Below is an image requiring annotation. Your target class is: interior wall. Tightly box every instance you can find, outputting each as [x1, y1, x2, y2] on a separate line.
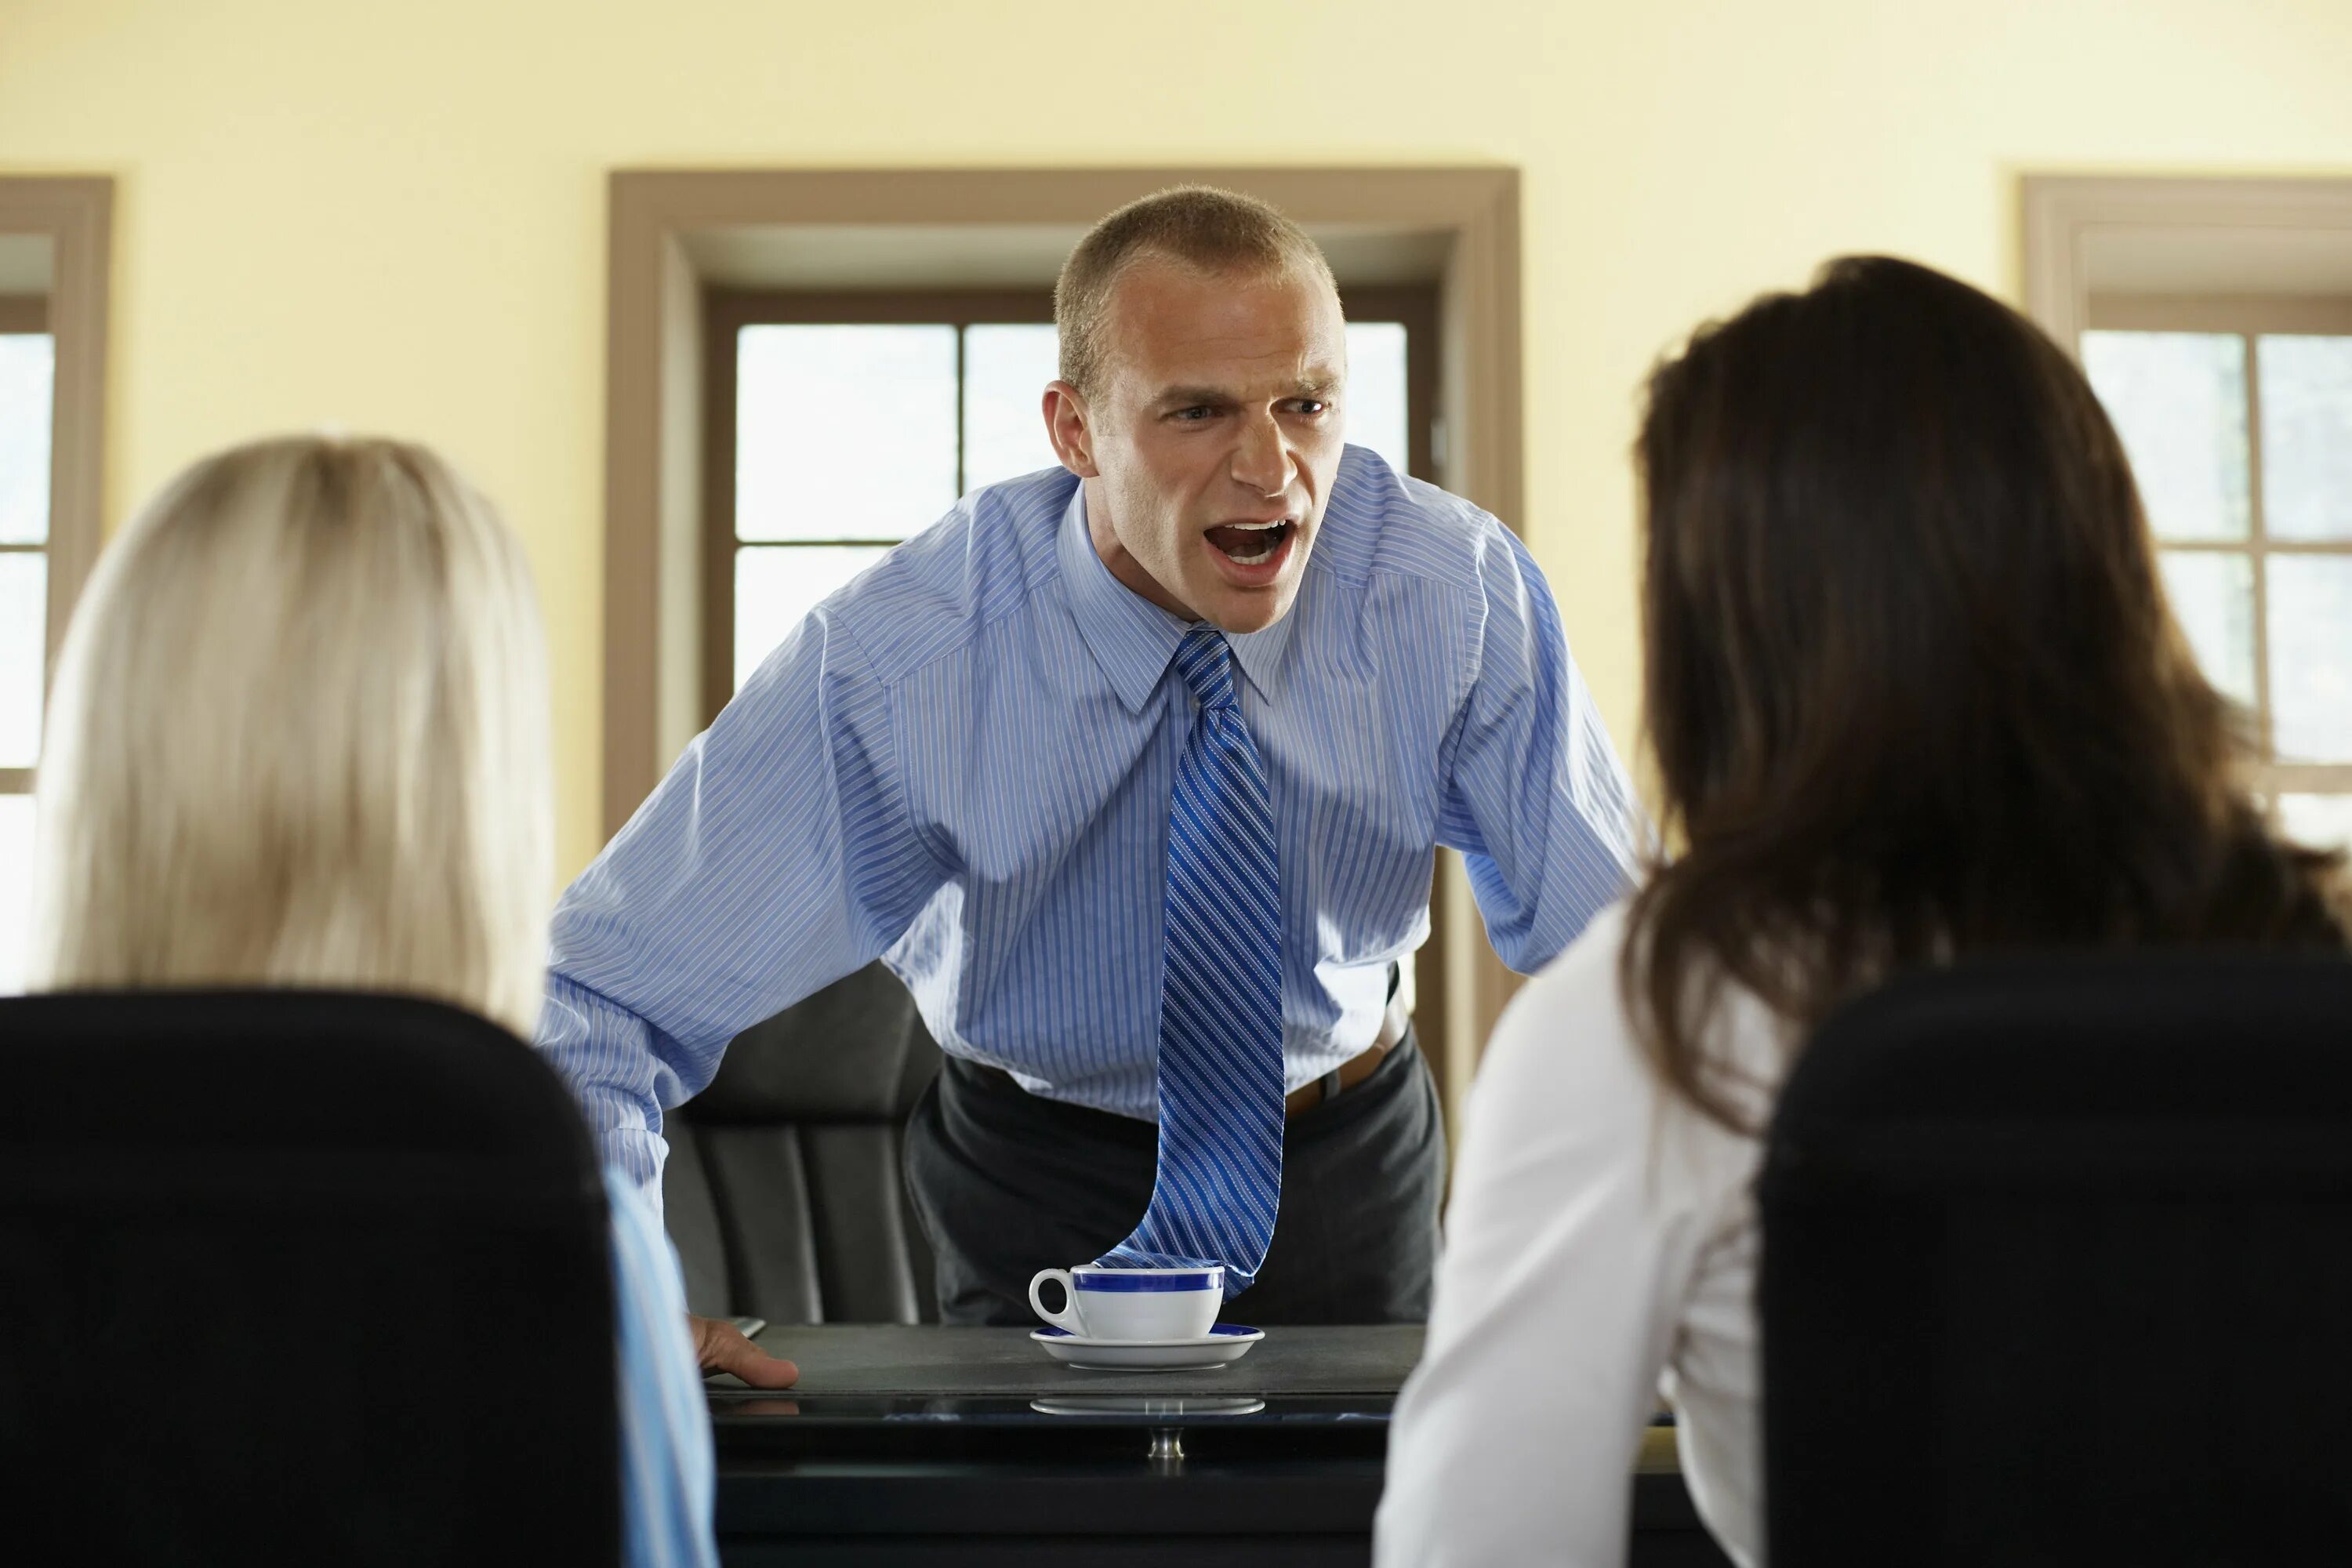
[3, 0, 2350, 879]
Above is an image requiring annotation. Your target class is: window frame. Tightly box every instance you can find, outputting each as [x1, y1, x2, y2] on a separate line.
[2024, 175, 2352, 841]
[0, 176, 111, 804]
[0, 294, 49, 792]
[2085, 292, 2352, 814]
[700, 288, 1058, 724]
[1338, 285, 1443, 484]
[700, 283, 1443, 728]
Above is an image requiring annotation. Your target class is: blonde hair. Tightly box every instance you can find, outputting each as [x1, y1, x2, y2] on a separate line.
[28, 434, 554, 1039]
[1054, 185, 1338, 395]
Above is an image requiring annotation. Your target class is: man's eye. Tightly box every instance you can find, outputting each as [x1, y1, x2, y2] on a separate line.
[1291, 400, 1329, 416]
[1170, 406, 1214, 422]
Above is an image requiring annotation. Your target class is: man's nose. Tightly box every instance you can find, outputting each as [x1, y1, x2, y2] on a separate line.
[1230, 412, 1294, 498]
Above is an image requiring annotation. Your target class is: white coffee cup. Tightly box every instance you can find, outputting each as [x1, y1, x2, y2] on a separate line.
[1028, 1263, 1225, 1341]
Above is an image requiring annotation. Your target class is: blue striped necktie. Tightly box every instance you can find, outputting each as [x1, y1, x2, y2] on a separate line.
[1097, 626, 1284, 1299]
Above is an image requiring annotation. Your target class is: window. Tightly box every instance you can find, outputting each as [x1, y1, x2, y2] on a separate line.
[2023, 176, 2352, 857]
[2082, 296, 2352, 851]
[0, 293, 52, 992]
[705, 287, 1436, 717]
[0, 182, 111, 995]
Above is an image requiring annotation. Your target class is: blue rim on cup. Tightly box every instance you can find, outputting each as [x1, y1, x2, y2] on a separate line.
[1069, 1265, 1222, 1294]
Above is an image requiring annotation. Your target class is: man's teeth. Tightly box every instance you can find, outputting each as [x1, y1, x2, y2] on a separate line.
[1221, 521, 1284, 564]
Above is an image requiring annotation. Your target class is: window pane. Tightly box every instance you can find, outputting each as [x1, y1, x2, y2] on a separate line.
[2278, 793, 2352, 857]
[2259, 335, 2352, 543]
[0, 793, 32, 995]
[736, 325, 956, 542]
[735, 543, 891, 692]
[0, 333, 54, 545]
[963, 324, 1062, 493]
[2156, 550, 2256, 710]
[2269, 555, 2352, 762]
[2082, 331, 2248, 542]
[0, 553, 45, 768]
[1345, 321, 1410, 478]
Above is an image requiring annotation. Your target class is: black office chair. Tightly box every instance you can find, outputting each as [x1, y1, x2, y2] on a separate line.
[663, 960, 943, 1324]
[0, 991, 619, 1567]
[1759, 953, 2352, 1565]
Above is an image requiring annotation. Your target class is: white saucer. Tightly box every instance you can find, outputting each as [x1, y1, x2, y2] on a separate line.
[1031, 1323, 1264, 1371]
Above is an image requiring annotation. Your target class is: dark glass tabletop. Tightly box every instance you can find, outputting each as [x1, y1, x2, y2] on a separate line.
[706, 1324, 1421, 1456]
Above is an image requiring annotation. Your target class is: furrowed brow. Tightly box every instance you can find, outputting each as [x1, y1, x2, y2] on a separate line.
[1154, 385, 1236, 408]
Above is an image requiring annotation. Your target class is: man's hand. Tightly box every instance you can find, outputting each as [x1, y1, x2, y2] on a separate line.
[689, 1313, 800, 1388]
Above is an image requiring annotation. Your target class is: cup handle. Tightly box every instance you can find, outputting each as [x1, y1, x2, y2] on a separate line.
[1028, 1269, 1083, 1334]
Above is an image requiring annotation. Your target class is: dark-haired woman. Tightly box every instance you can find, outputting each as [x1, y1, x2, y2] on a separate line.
[1374, 256, 2348, 1567]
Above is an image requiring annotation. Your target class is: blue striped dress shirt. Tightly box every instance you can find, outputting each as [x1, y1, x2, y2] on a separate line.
[605, 1167, 718, 1568]
[542, 448, 1643, 1193]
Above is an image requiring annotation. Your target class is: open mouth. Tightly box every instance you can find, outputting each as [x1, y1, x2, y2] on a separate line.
[1205, 519, 1293, 566]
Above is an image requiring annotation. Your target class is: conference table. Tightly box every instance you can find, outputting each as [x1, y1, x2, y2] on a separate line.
[706, 1324, 1733, 1567]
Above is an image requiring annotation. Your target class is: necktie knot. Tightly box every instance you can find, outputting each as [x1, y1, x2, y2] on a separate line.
[1174, 626, 1239, 713]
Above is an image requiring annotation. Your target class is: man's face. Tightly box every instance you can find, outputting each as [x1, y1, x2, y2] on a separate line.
[1047, 257, 1347, 633]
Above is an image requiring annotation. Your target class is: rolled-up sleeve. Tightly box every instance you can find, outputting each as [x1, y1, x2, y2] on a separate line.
[539, 612, 946, 1194]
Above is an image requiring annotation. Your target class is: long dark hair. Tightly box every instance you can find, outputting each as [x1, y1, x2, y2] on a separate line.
[1626, 256, 2348, 1132]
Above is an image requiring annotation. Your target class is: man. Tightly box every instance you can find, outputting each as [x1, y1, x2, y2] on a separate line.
[540, 187, 1642, 1382]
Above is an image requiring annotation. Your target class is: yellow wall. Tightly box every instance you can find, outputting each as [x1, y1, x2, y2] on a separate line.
[5, 0, 2350, 877]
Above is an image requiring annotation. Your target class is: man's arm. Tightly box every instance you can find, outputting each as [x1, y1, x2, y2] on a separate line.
[539, 608, 946, 1193]
[1436, 520, 1648, 972]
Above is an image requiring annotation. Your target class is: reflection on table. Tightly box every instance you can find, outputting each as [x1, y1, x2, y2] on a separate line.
[705, 1324, 1732, 1567]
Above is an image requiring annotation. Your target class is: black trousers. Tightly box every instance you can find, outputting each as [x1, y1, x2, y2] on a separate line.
[902, 1029, 1445, 1326]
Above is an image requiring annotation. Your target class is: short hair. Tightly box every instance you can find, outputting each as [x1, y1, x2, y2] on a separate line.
[1054, 185, 1338, 395]
[30, 434, 556, 1039]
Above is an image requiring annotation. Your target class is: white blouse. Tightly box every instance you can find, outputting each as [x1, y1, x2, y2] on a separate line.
[1375, 902, 1785, 1567]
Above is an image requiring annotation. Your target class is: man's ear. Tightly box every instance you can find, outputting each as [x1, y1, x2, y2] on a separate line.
[1044, 381, 1101, 479]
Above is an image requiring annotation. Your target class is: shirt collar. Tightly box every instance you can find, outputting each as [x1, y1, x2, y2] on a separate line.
[1058, 486, 1188, 713]
[1227, 591, 1298, 701]
[1056, 486, 1300, 712]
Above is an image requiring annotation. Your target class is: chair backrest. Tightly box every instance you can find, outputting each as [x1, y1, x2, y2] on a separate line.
[0, 990, 619, 1566]
[662, 960, 942, 1324]
[1759, 953, 2352, 1564]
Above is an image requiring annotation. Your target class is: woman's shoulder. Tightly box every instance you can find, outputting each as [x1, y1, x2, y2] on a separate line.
[1478, 902, 1643, 1100]
[1470, 901, 1784, 1167]
[1453, 906, 1650, 1185]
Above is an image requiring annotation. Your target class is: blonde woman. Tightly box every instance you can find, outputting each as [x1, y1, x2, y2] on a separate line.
[28, 435, 743, 1567]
